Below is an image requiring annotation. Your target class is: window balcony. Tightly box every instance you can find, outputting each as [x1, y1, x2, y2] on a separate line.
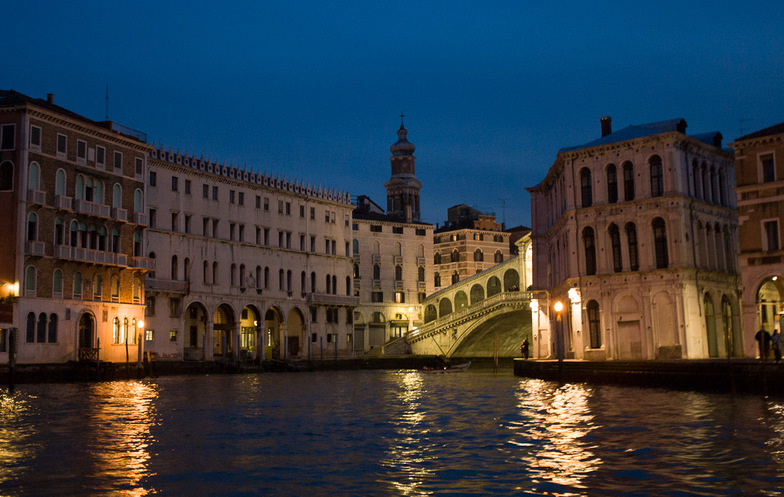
[133, 212, 148, 226]
[54, 195, 73, 211]
[111, 207, 128, 222]
[394, 280, 404, 290]
[25, 241, 46, 256]
[130, 257, 156, 271]
[417, 257, 426, 266]
[417, 281, 427, 290]
[27, 189, 46, 206]
[57, 246, 128, 267]
[144, 277, 188, 293]
[353, 278, 361, 289]
[306, 293, 360, 306]
[353, 254, 360, 263]
[372, 279, 382, 288]
[73, 199, 111, 218]
[371, 254, 382, 264]
[393, 255, 403, 265]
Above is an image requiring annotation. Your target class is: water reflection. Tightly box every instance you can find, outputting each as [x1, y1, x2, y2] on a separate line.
[511, 380, 598, 493]
[0, 389, 41, 484]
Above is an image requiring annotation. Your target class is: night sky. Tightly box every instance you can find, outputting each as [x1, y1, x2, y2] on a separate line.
[5, 1, 784, 227]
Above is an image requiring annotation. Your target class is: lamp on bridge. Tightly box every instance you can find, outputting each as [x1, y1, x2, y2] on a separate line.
[553, 301, 565, 380]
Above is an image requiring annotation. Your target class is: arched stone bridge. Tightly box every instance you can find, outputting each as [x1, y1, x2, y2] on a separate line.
[407, 252, 533, 359]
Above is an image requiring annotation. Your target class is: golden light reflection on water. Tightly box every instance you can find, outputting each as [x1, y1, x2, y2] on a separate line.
[0, 390, 40, 480]
[513, 380, 599, 490]
[86, 381, 159, 495]
[380, 371, 435, 496]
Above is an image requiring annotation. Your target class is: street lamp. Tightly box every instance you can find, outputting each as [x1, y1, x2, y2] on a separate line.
[554, 300, 565, 381]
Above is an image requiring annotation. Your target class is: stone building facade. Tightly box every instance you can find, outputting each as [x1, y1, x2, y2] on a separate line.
[731, 122, 784, 356]
[0, 90, 151, 364]
[143, 146, 357, 362]
[432, 205, 513, 292]
[527, 117, 743, 361]
[352, 123, 434, 352]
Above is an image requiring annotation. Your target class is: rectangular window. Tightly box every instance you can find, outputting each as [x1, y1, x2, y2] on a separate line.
[762, 153, 775, 183]
[278, 231, 284, 247]
[256, 227, 262, 245]
[300, 234, 306, 251]
[393, 226, 403, 234]
[96, 146, 106, 167]
[256, 195, 261, 209]
[371, 291, 383, 302]
[145, 329, 154, 341]
[149, 208, 157, 228]
[135, 157, 143, 175]
[764, 220, 780, 251]
[330, 211, 336, 223]
[264, 228, 270, 245]
[203, 184, 209, 198]
[395, 292, 406, 303]
[353, 223, 359, 231]
[114, 151, 122, 170]
[264, 197, 269, 211]
[171, 212, 179, 231]
[325, 212, 330, 222]
[416, 228, 426, 236]
[238, 192, 244, 206]
[239, 225, 245, 242]
[203, 217, 210, 236]
[311, 307, 318, 323]
[170, 330, 177, 342]
[212, 219, 219, 237]
[171, 176, 179, 192]
[76, 140, 87, 162]
[169, 298, 181, 318]
[300, 205, 305, 217]
[285, 202, 291, 215]
[185, 179, 191, 194]
[229, 190, 236, 204]
[332, 240, 336, 255]
[149, 170, 157, 186]
[184, 215, 191, 234]
[56, 133, 67, 157]
[325, 239, 330, 254]
[230, 223, 236, 241]
[310, 207, 315, 219]
[1, 124, 16, 150]
[30, 125, 41, 150]
[212, 186, 218, 200]
[286, 232, 291, 249]
[0, 328, 6, 352]
[310, 236, 316, 252]
[370, 225, 382, 233]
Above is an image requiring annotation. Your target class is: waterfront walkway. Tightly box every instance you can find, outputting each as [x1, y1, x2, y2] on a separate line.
[514, 358, 784, 396]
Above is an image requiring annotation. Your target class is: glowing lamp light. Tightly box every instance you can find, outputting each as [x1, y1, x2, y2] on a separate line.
[136, 320, 145, 328]
[554, 301, 564, 313]
[774, 276, 779, 281]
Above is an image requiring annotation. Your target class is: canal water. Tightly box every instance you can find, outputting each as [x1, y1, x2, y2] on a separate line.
[1, 367, 783, 496]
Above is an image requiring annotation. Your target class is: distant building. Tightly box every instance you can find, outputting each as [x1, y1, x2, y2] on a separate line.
[527, 117, 742, 360]
[731, 122, 784, 357]
[352, 123, 434, 352]
[0, 90, 151, 364]
[432, 205, 514, 292]
[144, 146, 357, 361]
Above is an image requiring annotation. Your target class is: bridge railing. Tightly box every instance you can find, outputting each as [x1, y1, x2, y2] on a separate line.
[408, 291, 531, 342]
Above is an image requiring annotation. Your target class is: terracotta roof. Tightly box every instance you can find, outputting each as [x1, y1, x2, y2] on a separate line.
[734, 122, 784, 142]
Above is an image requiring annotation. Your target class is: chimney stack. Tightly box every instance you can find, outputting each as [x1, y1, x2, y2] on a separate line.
[46, 93, 54, 104]
[601, 116, 612, 137]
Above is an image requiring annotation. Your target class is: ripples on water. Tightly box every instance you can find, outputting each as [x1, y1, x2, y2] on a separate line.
[1, 369, 783, 496]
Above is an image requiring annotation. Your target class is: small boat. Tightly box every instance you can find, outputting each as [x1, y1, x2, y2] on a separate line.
[422, 361, 471, 373]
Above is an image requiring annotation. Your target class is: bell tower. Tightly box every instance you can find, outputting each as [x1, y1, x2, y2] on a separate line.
[385, 115, 422, 222]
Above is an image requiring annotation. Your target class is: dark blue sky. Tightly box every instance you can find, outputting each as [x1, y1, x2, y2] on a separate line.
[6, 1, 784, 227]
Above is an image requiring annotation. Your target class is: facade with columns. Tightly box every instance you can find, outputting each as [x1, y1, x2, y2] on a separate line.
[527, 117, 744, 361]
[352, 123, 434, 352]
[0, 90, 151, 365]
[731, 122, 784, 357]
[143, 146, 357, 362]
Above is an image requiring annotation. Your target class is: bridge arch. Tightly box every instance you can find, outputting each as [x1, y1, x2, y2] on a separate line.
[470, 284, 484, 304]
[439, 298, 453, 317]
[424, 304, 437, 323]
[487, 276, 501, 297]
[454, 291, 468, 311]
[503, 269, 520, 292]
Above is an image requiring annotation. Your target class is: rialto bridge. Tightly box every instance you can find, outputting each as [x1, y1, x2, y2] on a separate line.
[406, 241, 534, 359]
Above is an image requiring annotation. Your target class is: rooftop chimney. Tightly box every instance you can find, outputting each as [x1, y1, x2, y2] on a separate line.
[600, 116, 612, 137]
[46, 93, 54, 104]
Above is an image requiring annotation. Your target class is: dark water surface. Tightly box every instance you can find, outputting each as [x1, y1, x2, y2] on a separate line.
[1, 367, 784, 496]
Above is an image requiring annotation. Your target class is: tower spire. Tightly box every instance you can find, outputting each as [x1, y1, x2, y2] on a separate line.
[385, 117, 422, 223]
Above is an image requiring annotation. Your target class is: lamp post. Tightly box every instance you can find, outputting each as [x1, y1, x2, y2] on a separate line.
[554, 300, 564, 381]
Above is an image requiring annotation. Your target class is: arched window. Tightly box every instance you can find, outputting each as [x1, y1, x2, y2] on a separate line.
[587, 300, 601, 348]
[702, 163, 710, 201]
[122, 318, 129, 345]
[259, 267, 264, 290]
[53, 269, 63, 296]
[290, 271, 295, 292]
[26, 312, 35, 343]
[310, 271, 316, 292]
[705, 294, 718, 357]
[134, 189, 143, 213]
[724, 227, 735, 273]
[326, 274, 331, 294]
[418, 266, 425, 282]
[606, 164, 618, 204]
[346, 276, 351, 296]
[434, 272, 441, 287]
[25, 266, 36, 295]
[653, 217, 668, 269]
[112, 228, 120, 252]
[55, 169, 66, 196]
[373, 264, 380, 280]
[331, 275, 336, 295]
[395, 265, 403, 281]
[113, 317, 121, 344]
[213, 261, 219, 285]
[111, 275, 120, 301]
[451, 272, 459, 284]
[494, 251, 503, 263]
[718, 169, 727, 206]
[623, 161, 635, 201]
[93, 274, 103, 301]
[132, 276, 141, 303]
[352, 239, 359, 255]
[709, 167, 717, 204]
[451, 249, 459, 263]
[353, 263, 359, 278]
[580, 167, 592, 207]
[99, 227, 107, 251]
[75, 175, 84, 200]
[609, 224, 622, 272]
[279, 269, 285, 291]
[434, 252, 441, 264]
[692, 160, 701, 199]
[70, 221, 78, 247]
[649, 155, 663, 197]
[474, 249, 483, 261]
[27, 212, 37, 241]
[239, 264, 246, 288]
[0, 161, 13, 190]
[113, 183, 122, 208]
[28, 162, 40, 190]
[73, 271, 82, 298]
[133, 232, 141, 256]
[203, 261, 209, 284]
[37, 312, 47, 342]
[48, 313, 58, 343]
[171, 256, 178, 280]
[583, 227, 596, 275]
[626, 223, 639, 271]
